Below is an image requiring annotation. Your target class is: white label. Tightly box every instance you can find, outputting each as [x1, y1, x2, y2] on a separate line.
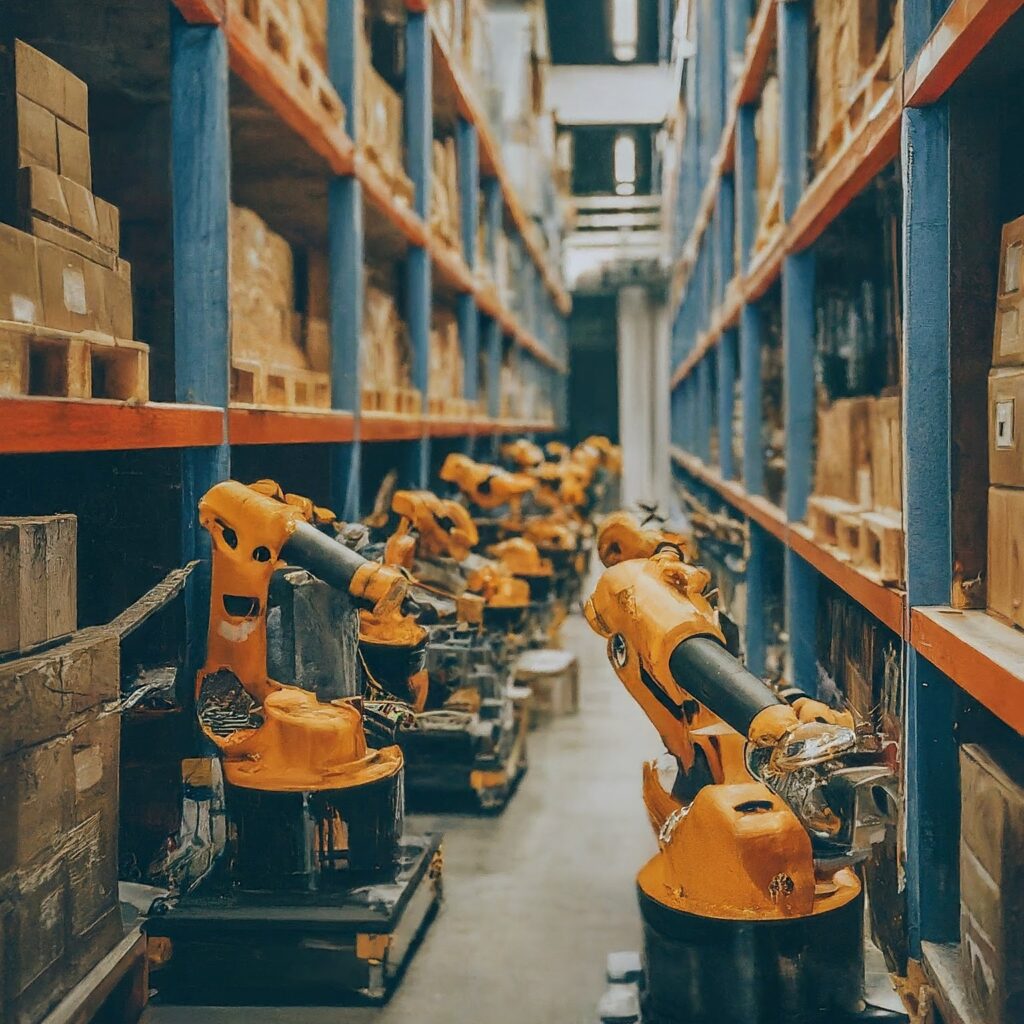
[1006, 242, 1023, 294]
[62, 268, 87, 314]
[10, 294, 36, 323]
[996, 399, 1015, 450]
[1000, 308, 1021, 353]
[74, 746, 104, 792]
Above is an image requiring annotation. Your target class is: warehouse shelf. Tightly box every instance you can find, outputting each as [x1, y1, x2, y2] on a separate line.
[224, 1, 355, 176]
[228, 407, 356, 446]
[671, 448, 906, 637]
[905, 0, 1024, 107]
[910, 607, 1024, 735]
[429, 18, 570, 316]
[0, 399, 225, 455]
[671, 85, 901, 387]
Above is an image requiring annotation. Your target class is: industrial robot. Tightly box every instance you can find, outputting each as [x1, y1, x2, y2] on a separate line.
[586, 520, 901, 1024]
[359, 487, 540, 809]
[145, 481, 443, 1005]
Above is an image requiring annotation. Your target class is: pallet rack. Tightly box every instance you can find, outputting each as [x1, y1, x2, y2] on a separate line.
[667, 0, 1024, 1003]
[0, 0, 568, 758]
[1, 0, 568, 477]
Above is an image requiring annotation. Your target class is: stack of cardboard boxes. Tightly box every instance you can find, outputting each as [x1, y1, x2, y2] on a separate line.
[959, 741, 1024, 1024]
[359, 26, 413, 206]
[806, 394, 904, 584]
[0, 515, 125, 1023]
[430, 136, 461, 252]
[428, 308, 466, 415]
[811, 0, 903, 170]
[360, 278, 420, 415]
[229, 204, 330, 410]
[988, 215, 1024, 628]
[0, 41, 148, 403]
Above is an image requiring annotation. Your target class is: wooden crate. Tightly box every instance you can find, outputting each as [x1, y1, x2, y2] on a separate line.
[815, 396, 874, 506]
[988, 486, 1024, 630]
[994, 215, 1024, 367]
[361, 385, 422, 415]
[870, 395, 902, 511]
[858, 509, 904, 585]
[0, 321, 148, 402]
[230, 357, 330, 409]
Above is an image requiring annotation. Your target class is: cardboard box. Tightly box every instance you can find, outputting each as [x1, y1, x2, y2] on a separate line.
[56, 118, 91, 190]
[29, 217, 116, 270]
[18, 164, 71, 227]
[994, 215, 1024, 367]
[989, 368, 1024, 487]
[988, 486, 1024, 628]
[14, 39, 89, 131]
[94, 197, 119, 253]
[960, 742, 1024, 1024]
[0, 222, 42, 324]
[0, 515, 77, 655]
[37, 238, 95, 332]
[15, 93, 59, 172]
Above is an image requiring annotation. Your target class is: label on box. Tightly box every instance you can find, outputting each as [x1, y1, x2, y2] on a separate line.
[1005, 241, 1022, 295]
[10, 294, 36, 323]
[62, 267, 87, 314]
[1000, 308, 1022, 354]
[996, 399, 1015, 450]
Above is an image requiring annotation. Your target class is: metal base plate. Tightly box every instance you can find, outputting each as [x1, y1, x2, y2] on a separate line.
[145, 834, 442, 1005]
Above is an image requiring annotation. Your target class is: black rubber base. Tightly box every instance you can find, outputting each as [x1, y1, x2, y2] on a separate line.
[145, 834, 442, 1006]
[638, 885, 866, 1024]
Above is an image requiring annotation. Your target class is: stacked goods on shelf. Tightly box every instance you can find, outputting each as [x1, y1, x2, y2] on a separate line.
[959, 742, 1024, 1024]
[430, 136, 461, 251]
[0, 41, 148, 403]
[807, 394, 904, 584]
[988, 215, 1024, 629]
[0, 517, 124, 1023]
[228, 0, 344, 123]
[358, 18, 413, 204]
[304, 248, 330, 375]
[760, 306, 785, 505]
[229, 204, 330, 409]
[428, 307, 468, 416]
[810, 0, 903, 170]
[361, 273, 419, 414]
[752, 74, 780, 259]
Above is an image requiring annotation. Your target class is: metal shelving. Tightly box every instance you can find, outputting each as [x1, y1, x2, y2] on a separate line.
[668, 0, 1024, 1009]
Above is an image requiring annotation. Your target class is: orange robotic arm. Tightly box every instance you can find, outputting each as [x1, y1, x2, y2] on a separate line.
[439, 453, 537, 512]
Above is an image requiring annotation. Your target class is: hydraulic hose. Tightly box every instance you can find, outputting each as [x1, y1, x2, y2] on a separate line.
[282, 519, 372, 591]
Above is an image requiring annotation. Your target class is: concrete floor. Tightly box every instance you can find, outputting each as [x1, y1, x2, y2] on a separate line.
[145, 610, 657, 1024]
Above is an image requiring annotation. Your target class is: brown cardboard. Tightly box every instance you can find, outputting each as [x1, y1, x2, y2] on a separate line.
[30, 217, 116, 270]
[56, 118, 92, 190]
[14, 39, 89, 131]
[994, 215, 1024, 367]
[15, 93, 59, 172]
[36, 238, 99, 332]
[0, 222, 42, 324]
[61, 175, 99, 238]
[989, 368, 1024, 487]
[869, 396, 902, 511]
[0, 515, 77, 655]
[960, 742, 1024, 1023]
[987, 487, 1024, 628]
[18, 164, 71, 229]
[0, 324, 29, 396]
[94, 196, 119, 252]
[110, 258, 133, 338]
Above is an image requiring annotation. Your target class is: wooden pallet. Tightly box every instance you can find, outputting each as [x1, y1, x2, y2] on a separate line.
[42, 928, 148, 1024]
[0, 321, 149, 402]
[816, 31, 898, 168]
[231, 0, 344, 122]
[361, 384, 422, 415]
[858, 509, 904, 585]
[807, 494, 863, 547]
[427, 395, 475, 418]
[231, 357, 331, 409]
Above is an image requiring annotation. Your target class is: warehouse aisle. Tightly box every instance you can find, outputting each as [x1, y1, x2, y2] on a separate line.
[145, 610, 656, 1024]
